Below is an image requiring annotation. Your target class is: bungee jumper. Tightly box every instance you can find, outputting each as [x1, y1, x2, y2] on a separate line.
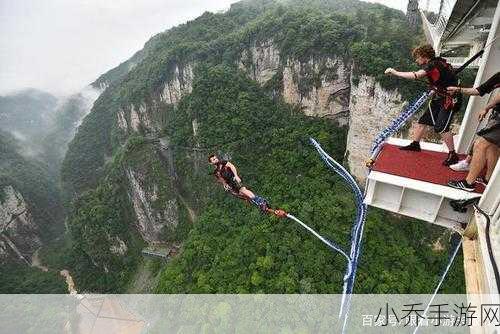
[208, 154, 287, 218]
[207, 152, 353, 274]
[207, 145, 366, 334]
[385, 44, 463, 166]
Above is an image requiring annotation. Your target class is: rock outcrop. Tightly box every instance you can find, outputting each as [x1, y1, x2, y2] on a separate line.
[160, 64, 194, 105]
[346, 75, 405, 182]
[282, 57, 350, 124]
[239, 40, 281, 85]
[0, 186, 41, 264]
[238, 40, 350, 124]
[126, 168, 178, 244]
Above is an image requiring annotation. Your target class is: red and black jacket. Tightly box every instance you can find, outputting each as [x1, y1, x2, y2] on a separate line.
[423, 57, 460, 109]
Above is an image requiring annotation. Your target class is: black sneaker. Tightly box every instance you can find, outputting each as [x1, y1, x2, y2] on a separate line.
[443, 151, 459, 166]
[399, 141, 421, 151]
[448, 179, 475, 192]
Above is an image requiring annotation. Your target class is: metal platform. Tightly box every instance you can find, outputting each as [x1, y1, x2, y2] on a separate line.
[364, 138, 481, 230]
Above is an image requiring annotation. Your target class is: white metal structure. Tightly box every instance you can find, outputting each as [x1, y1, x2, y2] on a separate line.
[365, 138, 480, 231]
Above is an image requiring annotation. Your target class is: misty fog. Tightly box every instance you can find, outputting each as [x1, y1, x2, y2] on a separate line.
[0, 0, 404, 97]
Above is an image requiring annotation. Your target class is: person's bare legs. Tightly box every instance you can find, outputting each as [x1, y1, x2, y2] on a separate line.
[239, 187, 255, 199]
[485, 144, 500, 181]
[441, 131, 455, 152]
[401, 124, 427, 151]
[413, 124, 427, 141]
[465, 137, 492, 184]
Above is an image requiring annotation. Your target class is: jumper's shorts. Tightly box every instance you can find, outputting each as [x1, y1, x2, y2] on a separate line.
[418, 95, 462, 134]
[477, 112, 500, 146]
[226, 178, 242, 192]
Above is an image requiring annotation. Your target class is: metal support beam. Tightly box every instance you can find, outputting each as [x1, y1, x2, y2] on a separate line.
[456, 2, 500, 154]
[419, 9, 439, 47]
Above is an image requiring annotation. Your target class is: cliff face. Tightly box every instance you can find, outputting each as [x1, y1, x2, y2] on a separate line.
[239, 40, 350, 125]
[125, 165, 178, 244]
[112, 40, 402, 189]
[94, 39, 403, 245]
[115, 63, 194, 136]
[346, 75, 405, 182]
[114, 39, 352, 139]
[160, 64, 194, 105]
[0, 185, 41, 264]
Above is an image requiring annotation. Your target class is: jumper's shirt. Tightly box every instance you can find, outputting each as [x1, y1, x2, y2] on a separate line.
[213, 160, 242, 192]
[417, 57, 462, 133]
[423, 57, 459, 92]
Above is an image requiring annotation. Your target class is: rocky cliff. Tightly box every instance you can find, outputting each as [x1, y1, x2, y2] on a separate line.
[346, 75, 405, 181]
[239, 40, 350, 124]
[61, 0, 420, 291]
[77, 40, 401, 248]
[0, 185, 41, 264]
[125, 164, 179, 244]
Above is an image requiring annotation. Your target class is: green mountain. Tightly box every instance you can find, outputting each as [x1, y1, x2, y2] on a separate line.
[0, 87, 98, 292]
[40, 88, 100, 177]
[0, 131, 66, 293]
[59, 0, 464, 293]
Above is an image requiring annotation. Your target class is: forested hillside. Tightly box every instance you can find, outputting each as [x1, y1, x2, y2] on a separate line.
[0, 131, 64, 238]
[155, 66, 464, 293]
[58, 0, 465, 293]
[0, 131, 66, 293]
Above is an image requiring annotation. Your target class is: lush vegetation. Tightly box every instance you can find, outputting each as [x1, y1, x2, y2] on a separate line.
[58, 0, 466, 294]
[0, 263, 66, 293]
[61, 133, 185, 292]
[0, 131, 64, 238]
[61, 88, 120, 198]
[155, 66, 464, 293]
[61, 143, 148, 292]
[61, 0, 420, 196]
[64, 176, 144, 292]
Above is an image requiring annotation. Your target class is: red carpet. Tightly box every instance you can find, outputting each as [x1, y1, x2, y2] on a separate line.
[372, 144, 485, 193]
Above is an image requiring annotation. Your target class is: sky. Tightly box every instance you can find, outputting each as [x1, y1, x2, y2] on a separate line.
[0, 0, 407, 97]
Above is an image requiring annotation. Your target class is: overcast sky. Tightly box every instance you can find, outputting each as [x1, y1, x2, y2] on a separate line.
[0, 0, 406, 97]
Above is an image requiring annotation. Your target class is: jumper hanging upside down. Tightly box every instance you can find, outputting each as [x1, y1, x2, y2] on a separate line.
[208, 154, 287, 217]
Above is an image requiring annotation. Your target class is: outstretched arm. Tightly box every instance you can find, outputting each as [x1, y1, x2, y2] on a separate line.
[226, 162, 242, 183]
[446, 86, 480, 96]
[385, 68, 426, 80]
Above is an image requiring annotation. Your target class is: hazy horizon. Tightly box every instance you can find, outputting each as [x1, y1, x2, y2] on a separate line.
[0, 0, 406, 97]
